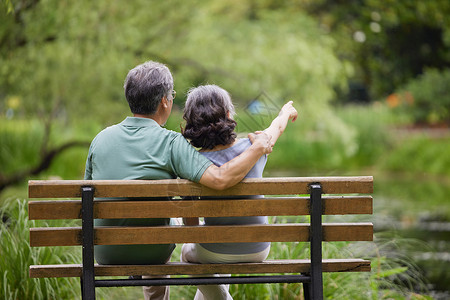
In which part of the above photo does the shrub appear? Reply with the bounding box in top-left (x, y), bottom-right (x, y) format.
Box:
top-left (396, 68), bottom-right (450, 125)
top-left (381, 136), bottom-right (450, 177)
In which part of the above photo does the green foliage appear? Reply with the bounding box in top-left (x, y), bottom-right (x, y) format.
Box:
top-left (0, 198), bottom-right (80, 299)
top-left (182, 4), bottom-right (347, 102)
top-left (375, 171), bottom-right (450, 220)
top-left (258, 103), bottom-right (388, 172)
top-left (302, 0), bottom-right (450, 99)
top-left (229, 101), bottom-right (361, 172)
top-left (0, 117), bottom-right (92, 180)
top-left (0, 119), bottom-right (44, 175)
top-left (1, 0), bottom-right (133, 123)
top-left (265, 120), bottom-right (357, 172)
top-left (0, 1), bottom-right (354, 185)
top-left (381, 135), bottom-right (450, 177)
top-left (396, 68), bottom-right (450, 124)
top-left (332, 104), bottom-right (391, 168)
top-left (0, 0), bottom-right (346, 127)
top-left (0, 198), bottom-right (148, 299)
top-left (1, 0), bottom-right (13, 13)
top-left (366, 234), bottom-right (432, 300)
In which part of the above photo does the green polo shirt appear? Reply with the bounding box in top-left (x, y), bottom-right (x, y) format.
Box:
top-left (84, 117), bottom-right (212, 264)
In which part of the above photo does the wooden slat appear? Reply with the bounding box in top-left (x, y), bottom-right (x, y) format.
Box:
top-left (30, 227), bottom-right (82, 246)
top-left (30, 223), bottom-right (373, 247)
top-left (323, 196), bottom-right (373, 215)
top-left (29, 259), bottom-right (371, 278)
top-left (29, 200), bottom-right (81, 220)
top-left (28, 196), bottom-right (373, 220)
top-left (28, 176), bottom-right (373, 198)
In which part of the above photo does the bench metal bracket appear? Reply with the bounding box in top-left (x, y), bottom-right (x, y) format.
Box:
top-left (81, 186), bottom-right (95, 300)
top-left (305, 183), bottom-right (324, 300)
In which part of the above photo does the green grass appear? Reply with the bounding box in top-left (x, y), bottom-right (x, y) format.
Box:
top-left (0, 198), bottom-right (80, 299)
top-left (0, 198), bottom-right (144, 300)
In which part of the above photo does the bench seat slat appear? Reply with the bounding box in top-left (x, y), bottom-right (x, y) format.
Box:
top-left (28, 176), bottom-right (373, 198)
top-left (28, 196), bottom-right (372, 220)
top-left (30, 223), bottom-right (373, 247)
top-left (29, 259), bottom-right (371, 278)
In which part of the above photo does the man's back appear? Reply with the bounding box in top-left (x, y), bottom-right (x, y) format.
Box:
top-left (85, 117), bottom-right (211, 182)
top-left (83, 116), bottom-right (212, 265)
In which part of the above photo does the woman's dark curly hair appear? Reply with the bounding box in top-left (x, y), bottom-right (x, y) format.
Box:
top-left (182, 85), bottom-right (237, 150)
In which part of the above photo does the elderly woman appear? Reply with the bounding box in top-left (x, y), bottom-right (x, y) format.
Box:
top-left (181, 84), bottom-right (297, 300)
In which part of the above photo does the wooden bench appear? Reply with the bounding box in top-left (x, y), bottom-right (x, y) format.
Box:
top-left (28, 176), bottom-right (373, 300)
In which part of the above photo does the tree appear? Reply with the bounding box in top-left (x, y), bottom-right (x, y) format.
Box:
top-left (1, 0), bottom-right (357, 191)
top-left (300, 0), bottom-right (450, 100)
top-left (1, 0), bottom-right (347, 117)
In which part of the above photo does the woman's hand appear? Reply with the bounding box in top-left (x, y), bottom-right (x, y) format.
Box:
top-left (280, 100), bottom-right (298, 122)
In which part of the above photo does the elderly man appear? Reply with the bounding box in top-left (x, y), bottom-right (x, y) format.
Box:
top-left (84, 61), bottom-right (272, 299)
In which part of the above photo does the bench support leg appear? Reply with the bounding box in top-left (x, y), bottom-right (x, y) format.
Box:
top-left (310, 184), bottom-right (323, 300)
top-left (81, 186), bottom-right (96, 300)
top-left (303, 281), bottom-right (311, 300)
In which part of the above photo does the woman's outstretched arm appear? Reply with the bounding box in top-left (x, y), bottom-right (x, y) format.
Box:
top-left (264, 101), bottom-right (298, 146)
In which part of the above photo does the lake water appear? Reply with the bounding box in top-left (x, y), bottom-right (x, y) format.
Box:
top-left (374, 173), bottom-right (450, 299)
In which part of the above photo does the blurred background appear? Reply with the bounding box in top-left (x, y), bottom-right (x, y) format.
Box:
top-left (1, 0), bottom-right (449, 299)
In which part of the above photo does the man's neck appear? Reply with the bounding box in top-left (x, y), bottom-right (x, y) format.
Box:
top-left (133, 113), bottom-right (165, 126)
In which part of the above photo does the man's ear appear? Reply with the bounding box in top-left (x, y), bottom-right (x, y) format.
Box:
top-left (162, 96), bottom-right (169, 108)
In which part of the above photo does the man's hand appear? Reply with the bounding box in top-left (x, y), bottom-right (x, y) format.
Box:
top-left (248, 131), bottom-right (273, 154)
top-left (199, 131), bottom-right (272, 190)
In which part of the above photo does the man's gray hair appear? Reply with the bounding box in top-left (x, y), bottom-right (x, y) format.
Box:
top-left (124, 61), bottom-right (173, 115)
top-left (185, 84), bottom-right (235, 117)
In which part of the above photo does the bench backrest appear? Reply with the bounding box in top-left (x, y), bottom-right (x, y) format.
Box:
top-left (28, 177), bottom-right (373, 247)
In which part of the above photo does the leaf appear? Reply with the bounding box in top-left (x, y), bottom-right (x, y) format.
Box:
top-left (374, 266), bottom-right (408, 278)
